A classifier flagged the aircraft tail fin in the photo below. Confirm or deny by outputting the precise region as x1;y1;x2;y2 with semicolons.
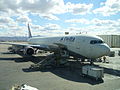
28;23;32;38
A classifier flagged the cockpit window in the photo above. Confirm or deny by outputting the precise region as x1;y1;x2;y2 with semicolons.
90;40;104;44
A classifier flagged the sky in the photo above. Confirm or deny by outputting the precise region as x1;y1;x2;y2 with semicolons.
0;0;120;37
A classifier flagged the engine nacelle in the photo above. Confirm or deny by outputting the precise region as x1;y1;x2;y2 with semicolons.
60;50;69;58
24;47;35;56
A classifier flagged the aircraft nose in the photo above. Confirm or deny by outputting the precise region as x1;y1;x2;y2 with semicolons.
101;44;110;56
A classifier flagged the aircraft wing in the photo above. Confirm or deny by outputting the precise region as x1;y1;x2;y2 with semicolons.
0;42;29;46
0;42;64;51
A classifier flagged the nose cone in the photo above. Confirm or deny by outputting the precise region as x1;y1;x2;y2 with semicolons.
101;44;110;56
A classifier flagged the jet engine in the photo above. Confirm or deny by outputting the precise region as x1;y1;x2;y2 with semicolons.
60;50;69;58
24;47;35;55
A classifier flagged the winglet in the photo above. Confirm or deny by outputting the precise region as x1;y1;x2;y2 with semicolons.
28;23;32;38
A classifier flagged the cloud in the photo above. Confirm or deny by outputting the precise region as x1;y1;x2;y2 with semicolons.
0;0;53;13
49;0;66;14
93;0;120;16
91;18;114;25
65;18;90;24
41;14;59;20
43;18;120;35
0;0;119;36
30;24;44;30
0;0;18;12
44;23;61;30
0;0;65;20
0;25;8;29
66;2;93;15
0;0;65;14
19;0;55;13
17;15;31;23
91;18;120;30
0;16;18;29
64;18;120;35
86;19;120;35
65;18;119;27
0;0;93;19
0;15;26;36
0;16;14;24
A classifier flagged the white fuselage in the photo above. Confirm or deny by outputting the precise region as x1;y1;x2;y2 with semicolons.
28;35;110;59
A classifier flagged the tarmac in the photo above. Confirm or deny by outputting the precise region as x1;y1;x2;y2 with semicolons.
0;43;120;90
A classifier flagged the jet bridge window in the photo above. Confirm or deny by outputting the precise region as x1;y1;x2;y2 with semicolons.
90;40;104;44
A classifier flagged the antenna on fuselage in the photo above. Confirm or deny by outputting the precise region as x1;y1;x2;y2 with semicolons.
28;23;32;38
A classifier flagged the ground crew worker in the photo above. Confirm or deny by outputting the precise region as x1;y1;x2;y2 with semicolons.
103;56;106;63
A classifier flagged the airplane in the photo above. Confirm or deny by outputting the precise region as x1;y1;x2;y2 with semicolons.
0;24;110;63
